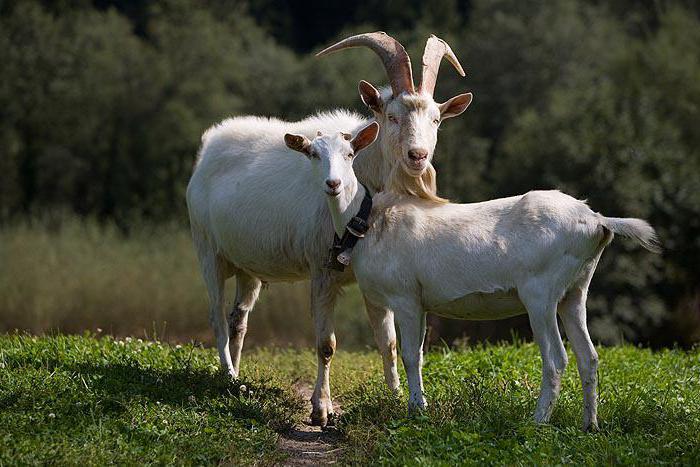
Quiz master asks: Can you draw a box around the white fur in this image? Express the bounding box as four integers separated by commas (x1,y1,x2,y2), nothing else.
188,77,473,426
188,110,399,427
368,86,472,202
303,132,660,431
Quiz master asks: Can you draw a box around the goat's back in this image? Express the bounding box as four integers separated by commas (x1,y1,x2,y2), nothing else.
355,190,605,307
186,111,368,280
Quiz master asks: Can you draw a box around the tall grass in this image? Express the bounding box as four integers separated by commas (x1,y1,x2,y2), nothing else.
0,218,373,347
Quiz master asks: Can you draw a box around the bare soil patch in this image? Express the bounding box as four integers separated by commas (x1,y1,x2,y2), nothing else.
276,383,344,465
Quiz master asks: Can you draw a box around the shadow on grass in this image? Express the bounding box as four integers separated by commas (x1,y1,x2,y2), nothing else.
3,355,302,433
67,361,255,403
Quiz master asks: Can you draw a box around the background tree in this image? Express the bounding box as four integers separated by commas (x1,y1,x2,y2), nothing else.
0,0,697,346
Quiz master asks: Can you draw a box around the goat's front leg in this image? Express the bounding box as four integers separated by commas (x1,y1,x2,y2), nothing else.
364,298,400,393
392,297,427,412
309,275,338,427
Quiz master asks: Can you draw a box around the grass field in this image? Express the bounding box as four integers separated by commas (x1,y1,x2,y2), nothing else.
1,334,698,465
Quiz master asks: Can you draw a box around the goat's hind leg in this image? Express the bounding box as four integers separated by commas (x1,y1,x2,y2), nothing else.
558,256,603,431
194,238,235,376
559,287,598,431
229,272,262,378
520,284,568,424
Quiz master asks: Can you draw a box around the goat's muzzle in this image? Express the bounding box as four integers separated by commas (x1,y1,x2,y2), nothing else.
325,179,341,197
407,149,429,171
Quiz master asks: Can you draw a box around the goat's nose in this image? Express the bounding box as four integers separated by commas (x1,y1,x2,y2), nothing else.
408,149,428,161
326,179,341,190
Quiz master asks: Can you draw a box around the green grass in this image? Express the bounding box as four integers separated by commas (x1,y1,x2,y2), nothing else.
1,334,698,465
0,334,303,465
339,344,700,465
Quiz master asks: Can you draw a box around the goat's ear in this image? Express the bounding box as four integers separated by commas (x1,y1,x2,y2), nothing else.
358,80,383,114
351,121,380,153
284,133,311,156
439,92,473,120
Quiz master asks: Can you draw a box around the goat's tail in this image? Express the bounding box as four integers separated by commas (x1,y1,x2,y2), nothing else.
600,216,662,253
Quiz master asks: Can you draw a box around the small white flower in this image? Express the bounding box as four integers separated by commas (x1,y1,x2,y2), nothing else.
48,413,56,419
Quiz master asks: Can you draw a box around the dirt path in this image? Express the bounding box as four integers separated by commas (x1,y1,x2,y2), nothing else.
276,383,344,465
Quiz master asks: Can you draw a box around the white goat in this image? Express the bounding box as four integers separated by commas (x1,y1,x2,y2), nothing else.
186,32,472,426
285,129,661,431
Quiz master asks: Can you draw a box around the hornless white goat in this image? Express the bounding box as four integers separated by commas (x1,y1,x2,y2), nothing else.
186,32,472,426
285,128,661,431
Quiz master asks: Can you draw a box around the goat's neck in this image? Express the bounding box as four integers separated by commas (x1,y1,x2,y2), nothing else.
352,121,385,194
327,176,365,238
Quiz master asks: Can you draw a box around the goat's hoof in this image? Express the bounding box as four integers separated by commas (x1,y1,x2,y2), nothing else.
407,400,427,416
321,412,337,430
220,367,237,381
533,411,551,425
583,420,600,432
310,411,328,427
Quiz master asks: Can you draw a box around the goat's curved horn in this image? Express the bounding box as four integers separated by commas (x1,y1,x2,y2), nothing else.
418,35,465,97
316,31,414,97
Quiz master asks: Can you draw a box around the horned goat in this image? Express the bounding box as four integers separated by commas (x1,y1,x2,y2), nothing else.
285,128,661,431
186,32,471,426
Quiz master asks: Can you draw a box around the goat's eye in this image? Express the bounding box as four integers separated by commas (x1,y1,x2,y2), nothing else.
387,115,398,124
433,118,440,125
347,153,354,159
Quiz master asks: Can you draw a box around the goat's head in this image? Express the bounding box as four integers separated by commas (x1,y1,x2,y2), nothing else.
317,32,472,179
284,122,380,197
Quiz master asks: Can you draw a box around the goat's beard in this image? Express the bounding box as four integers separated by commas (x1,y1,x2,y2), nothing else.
385,160,448,203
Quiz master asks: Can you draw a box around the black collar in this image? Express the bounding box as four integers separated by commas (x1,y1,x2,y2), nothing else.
326,184,372,271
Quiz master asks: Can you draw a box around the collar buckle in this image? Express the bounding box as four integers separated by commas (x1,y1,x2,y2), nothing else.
346,216,369,238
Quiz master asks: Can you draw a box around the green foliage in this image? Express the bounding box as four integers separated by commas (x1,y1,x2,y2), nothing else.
491,4,700,343
1,0,698,344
